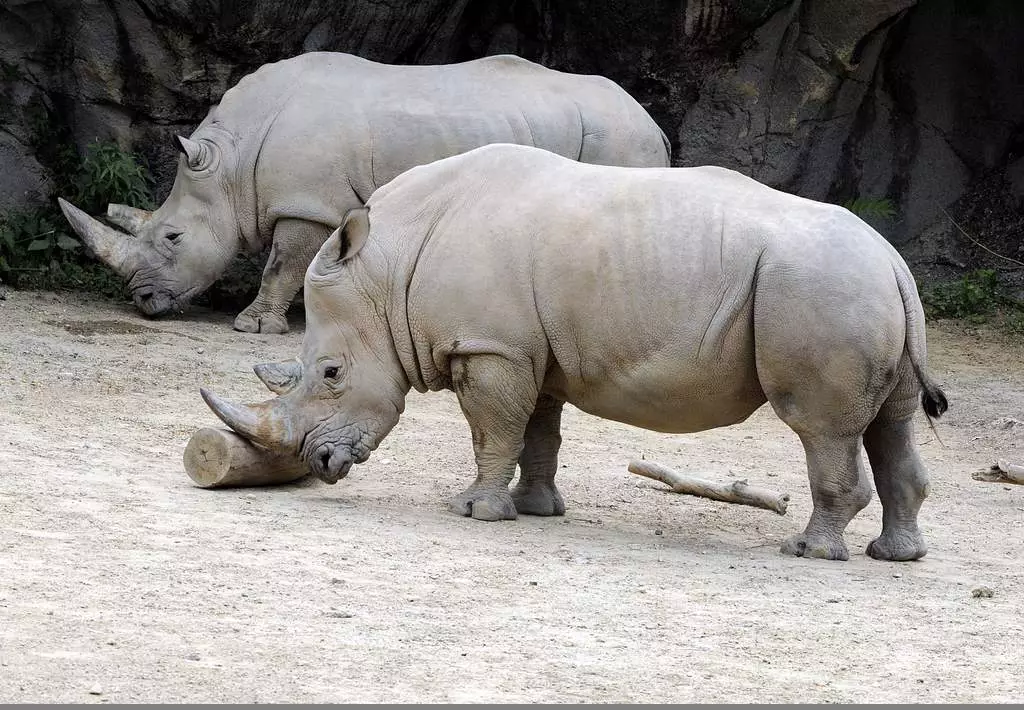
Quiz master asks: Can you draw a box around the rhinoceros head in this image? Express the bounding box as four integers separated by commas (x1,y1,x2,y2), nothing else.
201,208,409,483
59,134,242,317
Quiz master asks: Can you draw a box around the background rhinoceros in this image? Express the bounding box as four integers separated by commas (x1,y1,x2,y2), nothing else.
58,52,670,333
203,144,947,563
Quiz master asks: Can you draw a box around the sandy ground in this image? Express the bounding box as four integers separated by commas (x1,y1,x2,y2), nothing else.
0,289,1022,703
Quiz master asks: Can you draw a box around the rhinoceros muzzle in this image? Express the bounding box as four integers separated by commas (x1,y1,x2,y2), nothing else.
132,287,174,317
311,442,354,484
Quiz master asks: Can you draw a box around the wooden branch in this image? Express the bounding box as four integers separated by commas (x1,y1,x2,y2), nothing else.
183,427,309,489
628,459,790,515
972,460,1024,485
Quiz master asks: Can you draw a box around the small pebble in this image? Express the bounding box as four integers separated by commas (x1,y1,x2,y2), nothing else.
327,610,354,618
972,586,994,598
88,684,103,696
529,581,538,586
892,572,902,579
654,529,663,536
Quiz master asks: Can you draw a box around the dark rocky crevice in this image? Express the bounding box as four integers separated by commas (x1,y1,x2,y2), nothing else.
0,0,1021,280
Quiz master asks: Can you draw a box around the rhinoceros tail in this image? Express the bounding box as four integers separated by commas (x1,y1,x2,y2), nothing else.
893,262,948,421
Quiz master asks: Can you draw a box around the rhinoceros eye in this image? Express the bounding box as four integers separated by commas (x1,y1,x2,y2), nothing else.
165,232,183,244
323,366,340,380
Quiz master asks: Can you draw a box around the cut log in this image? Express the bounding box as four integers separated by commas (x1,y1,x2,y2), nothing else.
628,459,790,515
971,460,1024,485
183,427,309,489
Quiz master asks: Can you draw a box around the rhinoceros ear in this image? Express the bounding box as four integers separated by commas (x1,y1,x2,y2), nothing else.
253,360,301,395
176,135,213,171
334,207,370,263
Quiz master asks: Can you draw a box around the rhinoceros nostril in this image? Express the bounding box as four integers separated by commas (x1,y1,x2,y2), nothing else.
319,449,332,472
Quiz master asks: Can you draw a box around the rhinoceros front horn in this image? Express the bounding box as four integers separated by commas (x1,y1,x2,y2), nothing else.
57,198,134,276
106,203,153,234
200,388,292,452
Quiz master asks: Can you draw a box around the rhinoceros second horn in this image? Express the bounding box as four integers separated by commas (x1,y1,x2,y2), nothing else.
106,203,153,234
57,198,133,275
253,361,302,395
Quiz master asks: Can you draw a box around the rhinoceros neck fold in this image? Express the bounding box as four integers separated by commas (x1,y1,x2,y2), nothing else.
378,222,438,395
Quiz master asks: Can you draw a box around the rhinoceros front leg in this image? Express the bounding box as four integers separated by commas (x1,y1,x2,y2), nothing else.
512,393,566,516
234,219,331,334
448,354,539,522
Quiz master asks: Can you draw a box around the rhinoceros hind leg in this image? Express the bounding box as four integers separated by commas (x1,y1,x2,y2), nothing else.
512,394,566,516
863,389,929,561
780,433,872,561
450,354,539,523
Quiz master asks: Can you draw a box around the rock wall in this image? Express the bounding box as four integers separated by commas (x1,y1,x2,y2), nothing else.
2,0,1022,266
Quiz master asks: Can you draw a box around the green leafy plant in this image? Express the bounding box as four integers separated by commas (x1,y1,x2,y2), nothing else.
0,139,152,293
920,268,1022,321
0,209,79,277
843,196,897,220
73,140,154,213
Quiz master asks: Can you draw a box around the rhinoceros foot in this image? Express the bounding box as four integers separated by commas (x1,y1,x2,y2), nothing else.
449,485,518,522
234,309,289,334
511,480,565,516
866,529,927,562
780,532,850,561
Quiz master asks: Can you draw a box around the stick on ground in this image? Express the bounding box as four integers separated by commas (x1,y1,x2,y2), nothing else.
183,427,309,489
971,460,1024,485
628,459,790,515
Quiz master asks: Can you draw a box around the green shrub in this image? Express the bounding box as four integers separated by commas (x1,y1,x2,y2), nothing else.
0,139,152,293
73,140,154,214
920,268,1024,324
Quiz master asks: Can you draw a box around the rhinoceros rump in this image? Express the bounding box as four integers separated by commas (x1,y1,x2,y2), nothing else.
203,144,947,562
59,52,670,332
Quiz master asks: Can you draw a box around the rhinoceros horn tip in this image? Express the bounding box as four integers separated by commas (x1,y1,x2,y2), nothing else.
199,386,215,407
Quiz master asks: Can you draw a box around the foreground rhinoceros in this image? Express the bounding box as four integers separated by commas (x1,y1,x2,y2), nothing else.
58,52,669,333
202,143,947,562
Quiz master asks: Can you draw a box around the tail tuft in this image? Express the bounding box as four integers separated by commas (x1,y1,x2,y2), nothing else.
921,385,948,420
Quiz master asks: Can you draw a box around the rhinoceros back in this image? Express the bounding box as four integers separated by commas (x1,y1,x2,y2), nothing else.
204,52,668,227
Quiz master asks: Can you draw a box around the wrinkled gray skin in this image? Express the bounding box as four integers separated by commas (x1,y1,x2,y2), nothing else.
203,144,948,562
58,52,669,333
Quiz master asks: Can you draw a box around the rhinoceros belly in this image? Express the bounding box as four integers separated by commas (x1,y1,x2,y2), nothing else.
541,327,768,434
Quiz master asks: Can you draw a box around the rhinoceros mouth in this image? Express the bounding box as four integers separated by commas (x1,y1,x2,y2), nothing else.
309,442,356,484
129,283,200,317
132,288,173,317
